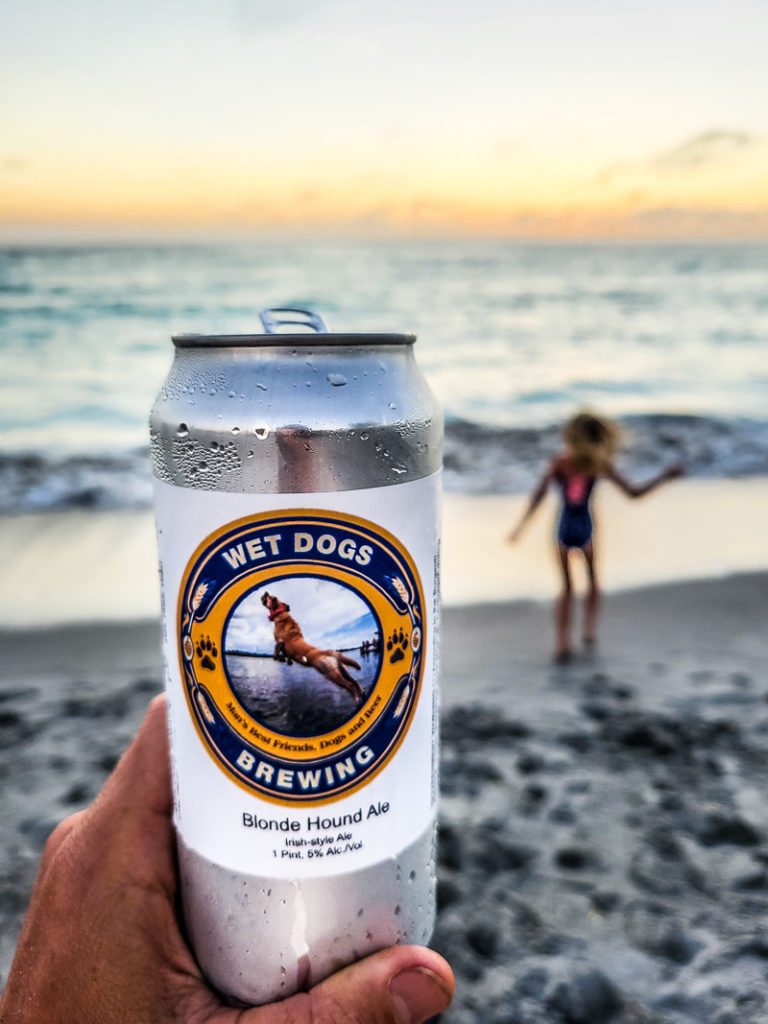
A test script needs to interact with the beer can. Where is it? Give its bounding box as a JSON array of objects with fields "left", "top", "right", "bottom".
[{"left": 149, "top": 307, "right": 442, "bottom": 1005}]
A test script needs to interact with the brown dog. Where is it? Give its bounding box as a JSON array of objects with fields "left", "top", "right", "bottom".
[{"left": 260, "top": 591, "right": 364, "bottom": 703}]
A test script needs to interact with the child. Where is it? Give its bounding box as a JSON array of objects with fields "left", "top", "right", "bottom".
[{"left": 508, "top": 411, "right": 683, "bottom": 662}]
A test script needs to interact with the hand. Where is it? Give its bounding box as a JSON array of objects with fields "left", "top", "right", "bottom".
[
  {"left": 506, "top": 525, "right": 523, "bottom": 544},
  {"left": 0, "top": 696, "right": 454, "bottom": 1024}
]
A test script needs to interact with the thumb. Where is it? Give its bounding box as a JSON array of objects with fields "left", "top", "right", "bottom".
[{"left": 243, "top": 945, "right": 454, "bottom": 1024}]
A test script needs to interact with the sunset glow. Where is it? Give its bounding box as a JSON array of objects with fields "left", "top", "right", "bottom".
[{"left": 2, "top": 0, "right": 766, "bottom": 239}]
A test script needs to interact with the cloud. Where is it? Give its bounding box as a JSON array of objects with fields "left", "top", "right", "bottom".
[
  {"left": 224, "top": 580, "right": 376, "bottom": 655},
  {"left": 652, "top": 130, "right": 756, "bottom": 170},
  {"left": 597, "top": 129, "right": 764, "bottom": 184},
  {"left": 1, "top": 157, "right": 29, "bottom": 173}
]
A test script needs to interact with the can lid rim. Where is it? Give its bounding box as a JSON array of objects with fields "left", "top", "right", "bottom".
[{"left": 172, "top": 333, "right": 416, "bottom": 348}]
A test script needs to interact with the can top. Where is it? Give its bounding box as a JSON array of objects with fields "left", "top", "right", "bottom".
[
  {"left": 173, "top": 306, "right": 415, "bottom": 349},
  {"left": 172, "top": 332, "right": 415, "bottom": 348}
]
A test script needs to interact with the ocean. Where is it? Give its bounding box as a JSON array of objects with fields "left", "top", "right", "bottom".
[{"left": 2, "top": 239, "right": 767, "bottom": 513}]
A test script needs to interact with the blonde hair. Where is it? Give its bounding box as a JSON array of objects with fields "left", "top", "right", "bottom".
[{"left": 562, "top": 411, "right": 621, "bottom": 474}]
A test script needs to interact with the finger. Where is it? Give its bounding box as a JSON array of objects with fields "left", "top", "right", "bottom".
[{"left": 241, "top": 945, "right": 454, "bottom": 1024}]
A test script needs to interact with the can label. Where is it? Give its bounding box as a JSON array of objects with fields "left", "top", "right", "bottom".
[{"left": 155, "top": 474, "right": 439, "bottom": 877}]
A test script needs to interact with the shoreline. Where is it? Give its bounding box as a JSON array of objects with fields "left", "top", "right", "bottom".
[{"left": 0, "top": 476, "right": 766, "bottom": 630}]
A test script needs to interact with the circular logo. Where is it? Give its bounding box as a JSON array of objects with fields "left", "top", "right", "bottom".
[{"left": 177, "top": 509, "right": 426, "bottom": 805}]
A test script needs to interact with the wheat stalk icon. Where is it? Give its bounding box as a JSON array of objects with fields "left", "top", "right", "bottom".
[{"left": 191, "top": 582, "right": 209, "bottom": 613}]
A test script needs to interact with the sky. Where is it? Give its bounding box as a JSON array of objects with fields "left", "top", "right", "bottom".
[
  {"left": 225, "top": 580, "right": 377, "bottom": 655},
  {"left": 1, "top": 0, "right": 767, "bottom": 239}
]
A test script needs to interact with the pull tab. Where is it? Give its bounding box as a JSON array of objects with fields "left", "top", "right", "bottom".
[{"left": 259, "top": 307, "right": 330, "bottom": 334}]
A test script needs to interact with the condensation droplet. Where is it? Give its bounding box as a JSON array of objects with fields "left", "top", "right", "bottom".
[
  {"left": 256, "top": 382, "right": 268, "bottom": 391},
  {"left": 254, "top": 426, "right": 270, "bottom": 440},
  {"left": 231, "top": 426, "right": 241, "bottom": 435},
  {"left": 176, "top": 423, "right": 189, "bottom": 438},
  {"left": 327, "top": 373, "right": 347, "bottom": 387},
  {"left": 360, "top": 432, "right": 369, "bottom": 441}
]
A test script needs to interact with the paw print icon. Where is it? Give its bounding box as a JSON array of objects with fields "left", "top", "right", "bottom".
[
  {"left": 387, "top": 628, "right": 409, "bottom": 664},
  {"left": 196, "top": 635, "right": 218, "bottom": 671}
]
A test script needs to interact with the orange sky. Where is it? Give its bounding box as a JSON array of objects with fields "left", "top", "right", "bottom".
[{"left": 1, "top": 0, "right": 767, "bottom": 239}]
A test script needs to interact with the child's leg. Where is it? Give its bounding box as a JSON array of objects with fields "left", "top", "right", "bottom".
[
  {"left": 554, "top": 544, "right": 573, "bottom": 661},
  {"left": 582, "top": 540, "right": 600, "bottom": 644}
]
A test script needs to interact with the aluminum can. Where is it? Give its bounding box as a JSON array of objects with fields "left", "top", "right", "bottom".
[{"left": 150, "top": 308, "right": 442, "bottom": 1005}]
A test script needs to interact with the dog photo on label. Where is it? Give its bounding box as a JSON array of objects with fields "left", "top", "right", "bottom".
[{"left": 222, "top": 578, "right": 381, "bottom": 737}]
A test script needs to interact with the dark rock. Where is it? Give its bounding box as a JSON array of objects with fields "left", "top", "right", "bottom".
[
  {"left": 522, "top": 782, "right": 548, "bottom": 803},
  {"left": 558, "top": 731, "right": 593, "bottom": 753},
  {"left": 0, "top": 687, "right": 39, "bottom": 703},
  {"left": 547, "top": 969, "right": 623, "bottom": 1023},
  {"left": 441, "top": 704, "right": 531, "bottom": 745},
  {"left": 555, "top": 846, "right": 601, "bottom": 871},
  {"left": 62, "top": 693, "right": 131, "bottom": 719},
  {"left": 591, "top": 890, "right": 622, "bottom": 913},
  {"left": 436, "top": 876, "right": 464, "bottom": 910},
  {"left": 656, "top": 922, "right": 703, "bottom": 965},
  {"left": 516, "top": 752, "right": 545, "bottom": 774},
  {"left": 465, "top": 921, "right": 501, "bottom": 959},
  {"left": 697, "top": 810, "right": 762, "bottom": 847},
  {"left": 732, "top": 870, "right": 768, "bottom": 892},
  {"left": 97, "top": 752, "right": 119, "bottom": 772},
  {"left": 61, "top": 781, "right": 92, "bottom": 806},
  {"left": 0, "top": 710, "right": 33, "bottom": 745},
  {"left": 624, "top": 901, "right": 703, "bottom": 964},
  {"left": 437, "top": 823, "right": 465, "bottom": 869},
  {"left": 646, "top": 827, "right": 683, "bottom": 860},
  {"left": 580, "top": 701, "right": 611, "bottom": 721},
  {"left": 132, "top": 676, "right": 160, "bottom": 694},
  {"left": 472, "top": 834, "right": 538, "bottom": 873},
  {"left": 514, "top": 967, "right": 550, "bottom": 999},
  {"left": 612, "top": 719, "right": 677, "bottom": 756}
]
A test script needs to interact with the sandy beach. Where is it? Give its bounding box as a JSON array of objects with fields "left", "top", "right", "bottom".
[
  {"left": 2, "top": 478, "right": 767, "bottom": 627},
  {"left": 2, "top": 570, "right": 767, "bottom": 1022}
]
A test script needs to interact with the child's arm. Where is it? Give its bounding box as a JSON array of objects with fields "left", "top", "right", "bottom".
[
  {"left": 606, "top": 462, "right": 684, "bottom": 499},
  {"left": 507, "top": 462, "right": 556, "bottom": 542}
]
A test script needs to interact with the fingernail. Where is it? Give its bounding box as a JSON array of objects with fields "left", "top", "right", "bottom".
[{"left": 390, "top": 966, "right": 451, "bottom": 1024}]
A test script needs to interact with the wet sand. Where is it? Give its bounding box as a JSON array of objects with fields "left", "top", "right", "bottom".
[
  {"left": 1, "top": 477, "right": 767, "bottom": 627},
  {"left": 1, "top": 572, "right": 767, "bottom": 1022}
]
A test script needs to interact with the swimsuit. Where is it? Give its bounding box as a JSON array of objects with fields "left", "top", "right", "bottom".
[{"left": 557, "top": 473, "right": 595, "bottom": 549}]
